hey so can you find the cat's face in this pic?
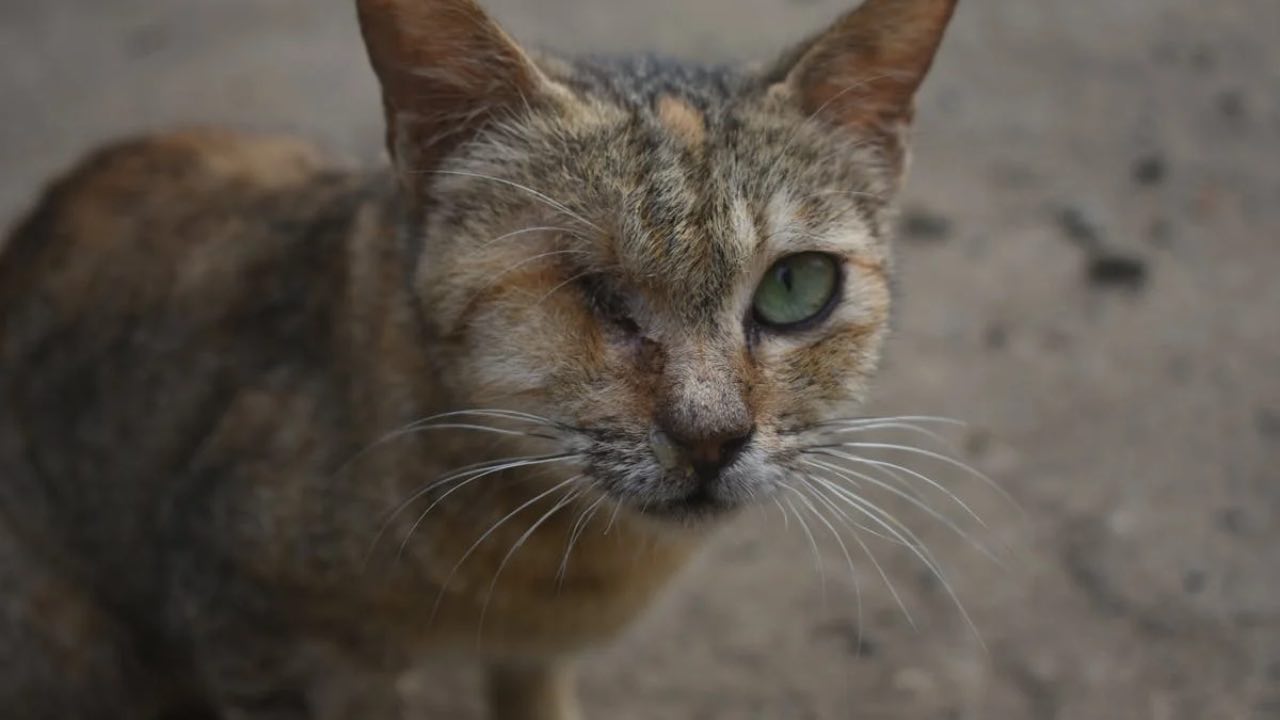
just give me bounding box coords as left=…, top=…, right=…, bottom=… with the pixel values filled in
left=358, top=0, right=956, bottom=521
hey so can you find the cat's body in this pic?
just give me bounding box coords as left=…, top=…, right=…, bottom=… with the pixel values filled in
left=0, top=129, right=690, bottom=718
left=0, top=1, right=958, bottom=718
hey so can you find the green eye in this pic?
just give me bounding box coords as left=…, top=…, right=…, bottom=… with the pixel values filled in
left=751, top=252, right=840, bottom=328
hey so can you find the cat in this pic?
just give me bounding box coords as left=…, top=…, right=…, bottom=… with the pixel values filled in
left=0, top=0, right=958, bottom=717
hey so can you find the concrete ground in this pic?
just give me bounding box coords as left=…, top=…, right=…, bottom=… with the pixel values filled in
left=2, top=0, right=1277, bottom=718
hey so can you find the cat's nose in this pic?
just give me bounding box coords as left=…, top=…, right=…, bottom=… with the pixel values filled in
left=654, top=424, right=755, bottom=481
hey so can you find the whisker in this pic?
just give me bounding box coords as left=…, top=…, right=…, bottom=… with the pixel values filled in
left=808, top=448, right=992, bottom=531
left=810, top=440, right=1020, bottom=512
left=796, top=470, right=911, bottom=547
left=809, top=420, right=952, bottom=447
left=783, top=496, right=827, bottom=604
left=804, top=455, right=1001, bottom=565
left=533, top=267, right=597, bottom=307
left=800, top=473, right=916, bottom=629
left=772, top=496, right=791, bottom=529
left=803, top=464, right=986, bottom=653
left=478, top=225, right=584, bottom=248
left=363, top=452, right=576, bottom=567
left=813, top=415, right=966, bottom=428
left=484, top=248, right=594, bottom=286
left=429, top=474, right=584, bottom=623
left=335, top=408, right=571, bottom=481
left=478, top=476, right=587, bottom=638
left=785, top=482, right=865, bottom=642
left=427, top=170, right=605, bottom=235
left=602, top=495, right=626, bottom=536
left=556, top=493, right=608, bottom=587
left=395, top=454, right=580, bottom=561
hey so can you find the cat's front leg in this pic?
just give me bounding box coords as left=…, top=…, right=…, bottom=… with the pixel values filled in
left=486, top=659, right=581, bottom=720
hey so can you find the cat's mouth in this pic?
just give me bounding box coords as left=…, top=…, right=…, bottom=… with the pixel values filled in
left=583, top=431, right=778, bottom=524
left=632, top=483, right=736, bottom=522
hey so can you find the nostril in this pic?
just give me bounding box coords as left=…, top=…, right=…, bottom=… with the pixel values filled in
left=719, top=429, right=753, bottom=467
left=686, top=426, right=755, bottom=481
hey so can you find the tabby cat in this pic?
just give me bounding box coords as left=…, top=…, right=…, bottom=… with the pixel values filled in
left=0, top=0, right=958, bottom=717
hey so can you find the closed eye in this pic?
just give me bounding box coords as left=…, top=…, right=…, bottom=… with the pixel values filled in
left=577, top=272, right=641, bottom=334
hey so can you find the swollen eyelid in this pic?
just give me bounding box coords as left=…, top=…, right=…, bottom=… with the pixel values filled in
left=578, top=274, right=640, bottom=333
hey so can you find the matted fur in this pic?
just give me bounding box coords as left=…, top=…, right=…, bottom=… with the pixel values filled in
left=0, top=1, right=957, bottom=718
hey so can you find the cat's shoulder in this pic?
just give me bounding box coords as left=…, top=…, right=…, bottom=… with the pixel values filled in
left=0, top=129, right=332, bottom=312
left=6, top=128, right=326, bottom=247
left=36, top=128, right=325, bottom=205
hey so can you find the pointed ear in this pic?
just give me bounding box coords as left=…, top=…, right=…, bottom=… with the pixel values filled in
left=356, top=0, right=555, bottom=196
left=767, top=0, right=957, bottom=137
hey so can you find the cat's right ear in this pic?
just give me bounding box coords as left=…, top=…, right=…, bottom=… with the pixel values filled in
left=356, top=0, right=558, bottom=198
left=763, top=0, right=957, bottom=148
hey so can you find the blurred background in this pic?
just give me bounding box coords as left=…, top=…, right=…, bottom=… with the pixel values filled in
left=2, top=1, right=1277, bottom=718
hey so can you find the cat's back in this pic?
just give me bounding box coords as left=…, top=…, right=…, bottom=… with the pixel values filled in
left=0, top=129, right=330, bottom=315
left=0, top=129, right=369, bottom=571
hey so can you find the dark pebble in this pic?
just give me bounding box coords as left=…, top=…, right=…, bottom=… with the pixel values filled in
left=1132, top=154, right=1167, bottom=186
left=900, top=207, right=953, bottom=241
left=853, top=635, right=878, bottom=658
left=1087, top=253, right=1148, bottom=290
left=1056, top=205, right=1105, bottom=251
left=965, top=429, right=992, bottom=458
left=812, top=621, right=878, bottom=658
left=1217, top=89, right=1246, bottom=120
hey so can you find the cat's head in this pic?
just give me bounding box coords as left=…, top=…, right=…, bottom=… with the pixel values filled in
left=357, top=0, right=957, bottom=522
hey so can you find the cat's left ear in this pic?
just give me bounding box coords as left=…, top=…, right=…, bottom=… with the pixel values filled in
left=765, top=0, right=957, bottom=147
left=356, top=0, right=561, bottom=198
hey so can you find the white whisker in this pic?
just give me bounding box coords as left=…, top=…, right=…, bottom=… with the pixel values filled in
left=805, top=455, right=1000, bottom=565
left=800, top=473, right=917, bottom=629
left=803, top=462, right=986, bottom=652
left=428, top=169, right=604, bottom=235
left=430, top=474, right=584, bottom=623
left=479, top=225, right=584, bottom=248
left=783, top=496, right=827, bottom=603
left=396, top=454, right=579, bottom=560
left=785, top=483, right=865, bottom=642
left=556, top=493, right=608, bottom=587
left=335, top=408, right=570, bottom=481
left=816, top=440, right=1020, bottom=511
left=478, top=476, right=586, bottom=637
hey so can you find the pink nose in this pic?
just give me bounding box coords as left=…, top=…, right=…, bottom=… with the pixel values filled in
left=657, top=424, right=754, bottom=481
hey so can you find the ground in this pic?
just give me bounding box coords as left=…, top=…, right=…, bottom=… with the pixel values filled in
left=1, top=0, right=1277, bottom=718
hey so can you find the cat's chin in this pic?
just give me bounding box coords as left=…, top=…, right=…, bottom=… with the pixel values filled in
left=629, top=486, right=741, bottom=527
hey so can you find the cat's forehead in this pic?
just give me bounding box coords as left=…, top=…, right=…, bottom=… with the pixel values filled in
left=563, top=54, right=746, bottom=112
left=525, top=58, right=884, bottom=323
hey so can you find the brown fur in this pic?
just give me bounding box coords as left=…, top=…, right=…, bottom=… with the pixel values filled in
left=0, top=1, right=957, bottom=717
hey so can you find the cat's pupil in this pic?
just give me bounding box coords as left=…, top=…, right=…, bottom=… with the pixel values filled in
left=777, top=265, right=793, bottom=293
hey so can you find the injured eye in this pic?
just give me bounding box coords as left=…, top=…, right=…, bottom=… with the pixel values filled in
left=751, top=252, right=840, bottom=329
left=579, top=273, right=641, bottom=335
